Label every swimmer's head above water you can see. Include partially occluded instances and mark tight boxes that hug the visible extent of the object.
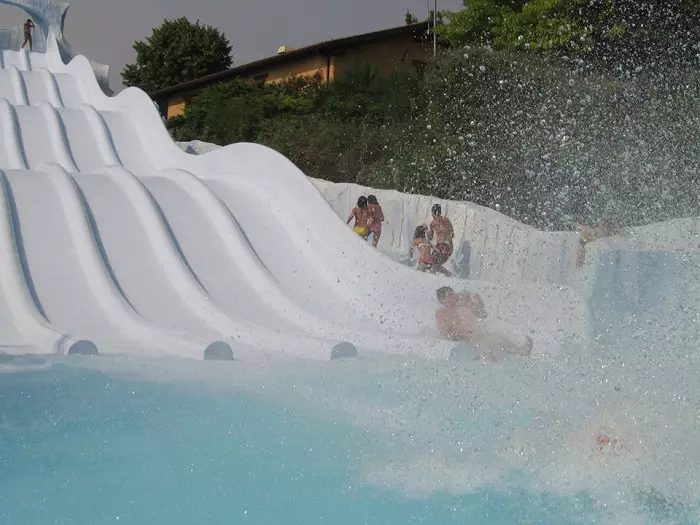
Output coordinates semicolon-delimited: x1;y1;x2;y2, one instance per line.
357;196;368;209
367;195;378;205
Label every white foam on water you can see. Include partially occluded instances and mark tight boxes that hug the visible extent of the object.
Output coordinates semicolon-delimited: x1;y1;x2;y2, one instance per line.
46;339;698;525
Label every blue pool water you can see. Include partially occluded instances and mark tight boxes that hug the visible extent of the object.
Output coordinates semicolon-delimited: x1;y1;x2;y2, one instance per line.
0;355;697;524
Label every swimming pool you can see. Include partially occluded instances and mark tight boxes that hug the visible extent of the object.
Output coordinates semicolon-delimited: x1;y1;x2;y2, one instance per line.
1;351;698;525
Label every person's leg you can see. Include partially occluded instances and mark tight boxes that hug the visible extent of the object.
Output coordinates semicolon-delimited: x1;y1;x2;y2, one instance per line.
371;229;381;248
29;35;32;51
475;332;531;359
433;265;452;277
21;36;27;48
430;250;452;276
502;335;532;357
576;244;586;268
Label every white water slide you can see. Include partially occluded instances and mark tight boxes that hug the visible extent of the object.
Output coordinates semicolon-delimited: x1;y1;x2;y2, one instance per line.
0;1;585;360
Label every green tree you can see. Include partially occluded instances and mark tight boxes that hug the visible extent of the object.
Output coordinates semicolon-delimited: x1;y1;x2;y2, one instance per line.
321;65;419;123
405;10;418;24
438;0;700;74
122;17;232;93
170;79;314;145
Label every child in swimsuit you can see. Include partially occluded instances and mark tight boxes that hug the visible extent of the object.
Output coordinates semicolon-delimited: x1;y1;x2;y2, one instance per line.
409;225;432;272
346;196;370;238
366;195;384;248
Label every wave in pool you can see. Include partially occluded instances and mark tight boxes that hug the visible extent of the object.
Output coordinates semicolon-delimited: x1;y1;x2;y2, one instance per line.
0;349;698;525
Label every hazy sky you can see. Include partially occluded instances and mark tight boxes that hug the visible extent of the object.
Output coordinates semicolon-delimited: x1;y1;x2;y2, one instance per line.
0;0;463;91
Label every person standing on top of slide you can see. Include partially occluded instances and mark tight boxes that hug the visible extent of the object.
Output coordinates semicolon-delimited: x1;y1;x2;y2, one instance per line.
428;204;454;277
21;19;35;51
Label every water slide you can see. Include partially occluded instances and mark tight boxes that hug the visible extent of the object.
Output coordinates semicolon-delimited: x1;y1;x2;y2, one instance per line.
310;179;700;349
0;1;585;360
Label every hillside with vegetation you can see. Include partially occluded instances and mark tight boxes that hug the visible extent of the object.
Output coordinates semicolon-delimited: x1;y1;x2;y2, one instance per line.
168;1;700;229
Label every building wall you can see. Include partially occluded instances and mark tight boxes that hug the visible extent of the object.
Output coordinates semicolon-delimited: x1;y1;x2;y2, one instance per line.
245;53;330;83
166;96;187;119
333;35;430;78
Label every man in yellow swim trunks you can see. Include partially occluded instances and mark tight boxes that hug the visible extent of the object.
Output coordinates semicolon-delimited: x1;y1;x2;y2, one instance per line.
346;196;371;239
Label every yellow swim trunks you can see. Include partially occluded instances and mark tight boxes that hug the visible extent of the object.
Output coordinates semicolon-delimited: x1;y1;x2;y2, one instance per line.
353;226;368;237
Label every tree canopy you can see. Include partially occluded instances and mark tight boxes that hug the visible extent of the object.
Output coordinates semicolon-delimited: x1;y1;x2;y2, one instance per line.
438;0;700;74
122;17;232;93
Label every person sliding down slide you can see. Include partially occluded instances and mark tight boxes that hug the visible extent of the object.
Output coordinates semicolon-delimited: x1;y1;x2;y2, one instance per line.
346;196;371;239
435;287;532;362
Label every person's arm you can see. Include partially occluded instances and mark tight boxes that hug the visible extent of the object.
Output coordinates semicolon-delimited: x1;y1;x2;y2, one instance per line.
427;222;434;241
346;208;355;225
454;292;470;306
379;207;384;222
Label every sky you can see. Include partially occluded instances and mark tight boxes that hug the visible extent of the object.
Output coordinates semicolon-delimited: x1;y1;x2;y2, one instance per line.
0;0;463;91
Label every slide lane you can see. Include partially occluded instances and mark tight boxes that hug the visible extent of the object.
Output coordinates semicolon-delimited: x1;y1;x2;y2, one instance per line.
0;169;68;353
75;166;343;359
5;165;199;356
204;169;439;335
141;168;455;358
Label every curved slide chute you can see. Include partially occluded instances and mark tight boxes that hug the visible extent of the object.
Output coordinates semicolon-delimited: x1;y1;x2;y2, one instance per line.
0;13;586;360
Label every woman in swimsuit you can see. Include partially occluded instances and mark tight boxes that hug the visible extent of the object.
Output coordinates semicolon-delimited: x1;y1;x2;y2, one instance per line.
410;225;432;272
346;196;371;239
366;195;384;248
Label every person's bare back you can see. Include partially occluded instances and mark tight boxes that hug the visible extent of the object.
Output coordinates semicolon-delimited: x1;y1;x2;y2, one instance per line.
350;207;370;228
346;196;371;238
429;216;454;245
